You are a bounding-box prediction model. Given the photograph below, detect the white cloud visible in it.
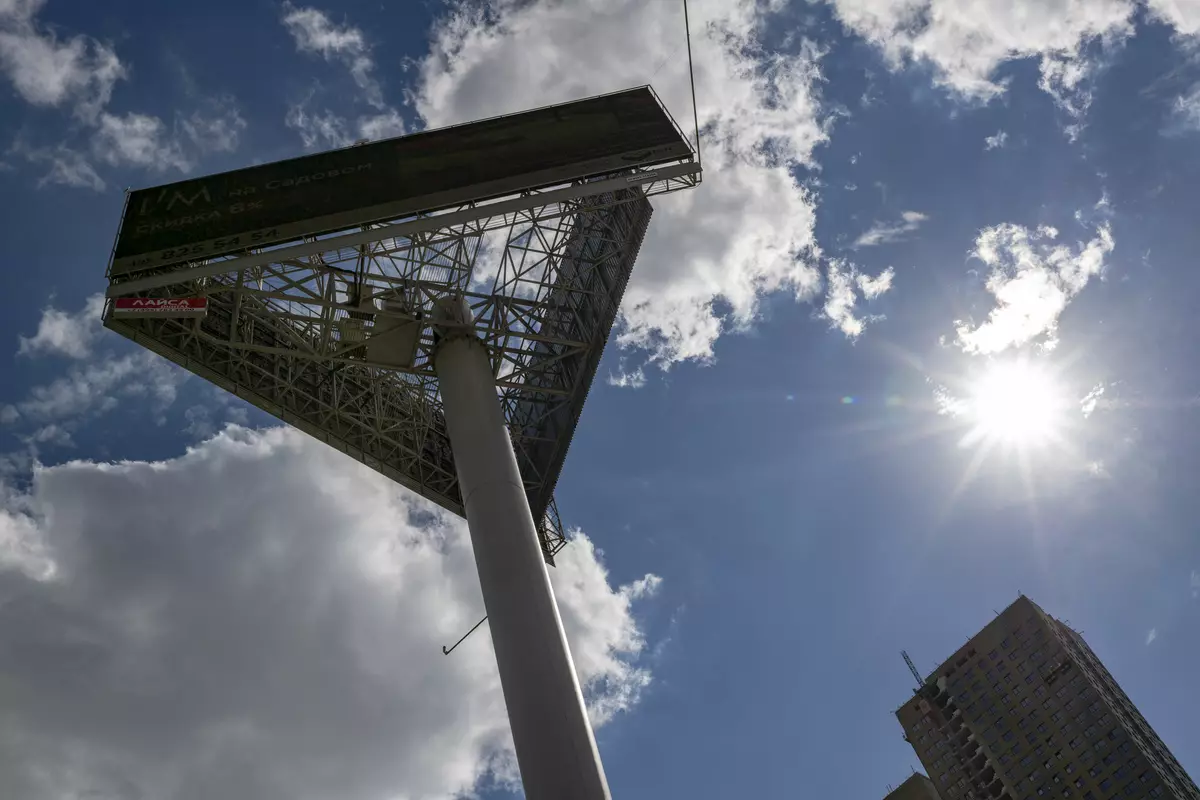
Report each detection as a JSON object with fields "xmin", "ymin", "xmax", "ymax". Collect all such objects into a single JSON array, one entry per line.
[
  {"xmin": 1168, "ymin": 83, "xmax": 1200, "ymax": 134},
  {"xmin": 285, "ymin": 100, "xmax": 353, "ymax": 149},
  {"xmin": 285, "ymin": 100, "xmax": 407, "ymax": 149},
  {"xmin": 606, "ymin": 362, "xmax": 646, "ymax": 389},
  {"xmin": 1190, "ymin": 568, "xmax": 1199, "ymax": 599},
  {"xmin": 91, "ymin": 111, "xmax": 190, "ymax": 172},
  {"xmin": 5, "ymin": 289, "xmax": 184, "ymax": 424},
  {"xmin": 954, "ymin": 221, "xmax": 1114, "ymax": 355},
  {"xmin": 1145, "ymin": 0, "xmax": 1200, "ymax": 37},
  {"xmin": 357, "ymin": 108, "xmax": 405, "ymax": 141},
  {"xmin": 0, "ymin": 427, "xmax": 659, "ymax": 799},
  {"xmin": 821, "ymin": 260, "xmax": 894, "ymax": 339},
  {"xmin": 411, "ymin": 0, "xmax": 829, "ymax": 369},
  {"xmin": 1146, "ymin": 628, "xmax": 1157, "ymax": 645},
  {"xmin": 2, "ymin": 351, "xmax": 185, "ymax": 426},
  {"xmin": 932, "ymin": 383, "xmax": 968, "ymax": 417},
  {"xmin": 179, "ymin": 98, "xmax": 247, "ymax": 153},
  {"xmin": 853, "ymin": 210, "xmax": 928, "ymax": 248},
  {"xmin": 17, "ymin": 293, "xmax": 105, "ymax": 359},
  {"xmin": 282, "ymin": 3, "xmax": 384, "ymax": 109},
  {"xmin": 826, "ymin": 0, "xmax": 1132, "ymax": 121},
  {"xmin": 22, "ymin": 423, "xmax": 72, "ymax": 448},
  {"xmin": 1080, "ymin": 383, "xmax": 1105, "ymax": 418},
  {"xmin": 984, "ymin": 130, "xmax": 1008, "ymax": 150},
  {"xmin": 0, "ymin": 0, "xmax": 126, "ymax": 120},
  {"xmin": 10, "ymin": 141, "xmax": 105, "ymax": 190}
]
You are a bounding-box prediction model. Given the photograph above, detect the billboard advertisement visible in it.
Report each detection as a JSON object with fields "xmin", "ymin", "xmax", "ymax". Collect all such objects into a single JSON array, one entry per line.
[
  {"xmin": 111, "ymin": 87, "xmax": 691, "ymax": 275},
  {"xmin": 112, "ymin": 297, "xmax": 209, "ymax": 317}
]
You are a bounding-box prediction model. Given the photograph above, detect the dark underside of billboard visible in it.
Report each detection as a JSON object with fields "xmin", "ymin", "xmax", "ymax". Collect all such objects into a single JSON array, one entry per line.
[
  {"xmin": 104, "ymin": 190, "xmax": 654, "ymax": 561},
  {"xmin": 110, "ymin": 86, "xmax": 689, "ymax": 275}
]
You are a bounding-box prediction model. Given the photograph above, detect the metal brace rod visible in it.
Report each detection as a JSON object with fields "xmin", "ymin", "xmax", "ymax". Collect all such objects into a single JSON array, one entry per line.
[{"xmin": 442, "ymin": 615, "xmax": 488, "ymax": 655}]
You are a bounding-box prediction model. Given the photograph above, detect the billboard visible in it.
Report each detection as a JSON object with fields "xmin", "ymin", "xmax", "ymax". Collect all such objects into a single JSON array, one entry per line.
[
  {"xmin": 112, "ymin": 297, "xmax": 208, "ymax": 318},
  {"xmin": 111, "ymin": 87, "xmax": 691, "ymax": 275}
]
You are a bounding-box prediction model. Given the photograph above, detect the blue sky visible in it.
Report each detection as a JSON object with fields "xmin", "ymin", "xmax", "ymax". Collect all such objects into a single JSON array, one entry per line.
[{"xmin": 2, "ymin": 0, "xmax": 1200, "ymax": 798}]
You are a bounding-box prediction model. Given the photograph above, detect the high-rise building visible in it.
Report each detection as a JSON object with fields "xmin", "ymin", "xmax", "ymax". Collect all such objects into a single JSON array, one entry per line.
[
  {"xmin": 886, "ymin": 772, "xmax": 944, "ymax": 799},
  {"xmin": 895, "ymin": 596, "xmax": 1200, "ymax": 800}
]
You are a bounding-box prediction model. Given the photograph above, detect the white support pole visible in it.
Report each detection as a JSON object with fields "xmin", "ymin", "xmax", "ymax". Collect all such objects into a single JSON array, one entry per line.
[{"xmin": 432, "ymin": 297, "xmax": 611, "ymax": 800}]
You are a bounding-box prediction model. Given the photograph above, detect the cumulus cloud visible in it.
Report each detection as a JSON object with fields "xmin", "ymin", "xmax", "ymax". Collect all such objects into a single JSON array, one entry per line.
[
  {"xmin": 9, "ymin": 141, "xmax": 105, "ymax": 190},
  {"xmin": 411, "ymin": 0, "xmax": 829, "ymax": 369},
  {"xmin": 2, "ymin": 351, "xmax": 186, "ymax": 426},
  {"xmin": 985, "ymin": 130, "xmax": 1009, "ymax": 150},
  {"xmin": 607, "ymin": 362, "xmax": 647, "ymax": 390},
  {"xmin": 285, "ymin": 98, "xmax": 406, "ymax": 149},
  {"xmin": 821, "ymin": 260, "xmax": 894, "ymax": 339},
  {"xmin": 853, "ymin": 210, "xmax": 928, "ymax": 249},
  {"xmin": 281, "ymin": 6, "xmax": 408, "ymax": 147},
  {"xmin": 91, "ymin": 111, "xmax": 191, "ymax": 171},
  {"xmin": 285, "ymin": 100, "xmax": 353, "ymax": 149},
  {"xmin": 1168, "ymin": 83, "xmax": 1200, "ymax": 134},
  {"xmin": 1145, "ymin": 0, "xmax": 1200, "ymax": 37},
  {"xmin": 826, "ymin": 0, "xmax": 1132, "ymax": 122},
  {"xmin": 1080, "ymin": 383, "xmax": 1105, "ymax": 418},
  {"xmin": 954, "ymin": 221, "xmax": 1114, "ymax": 355},
  {"xmin": 5, "ymin": 293, "xmax": 187, "ymax": 428},
  {"xmin": 179, "ymin": 97, "xmax": 247, "ymax": 153},
  {"xmin": 2, "ymin": 1, "xmax": 247, "ymax": 186},
  {"xmin": 0, "ymin": 427, "xmax": 660, "ymax": 800},
  {"xmin": 0, "ymin": 0, "xmax": 126, "ymax": 120},
  {"xmin": 282, "ymin": 2, "xmax": 384, "ymax": 109},
  {"xmin": 17, "ymin": 293, "xmax": 105, "ymax": 359}
]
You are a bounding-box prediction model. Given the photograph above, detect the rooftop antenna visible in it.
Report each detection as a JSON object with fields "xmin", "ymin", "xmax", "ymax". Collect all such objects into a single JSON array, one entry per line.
[{"xmin": 903, "ymin": 650, "xmax": 923, "ymax": 689}]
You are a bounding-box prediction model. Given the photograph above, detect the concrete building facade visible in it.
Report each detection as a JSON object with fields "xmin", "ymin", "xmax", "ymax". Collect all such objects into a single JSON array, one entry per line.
[
  {"xmin": 886, "ymin": 772, "xmax": 944, "ymax": 800},
  {"xmin": 895, "ymin": 596, "xmax": 1199, "ymax": 800}
]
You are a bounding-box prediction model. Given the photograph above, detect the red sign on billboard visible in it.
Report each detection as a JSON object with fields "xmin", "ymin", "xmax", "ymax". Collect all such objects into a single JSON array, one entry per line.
[{"xmin": 112, "ymin": 297, "xmax": 208, "ymax": 318}]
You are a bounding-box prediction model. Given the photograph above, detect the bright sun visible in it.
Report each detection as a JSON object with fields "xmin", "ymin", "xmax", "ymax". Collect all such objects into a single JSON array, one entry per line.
[{"xmin": 967, "ymin": 359, "xmax": 1068, "ymax": 447}]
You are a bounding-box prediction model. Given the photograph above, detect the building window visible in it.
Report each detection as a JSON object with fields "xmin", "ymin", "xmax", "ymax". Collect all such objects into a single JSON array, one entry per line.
[
  {"xmin": 1139, "ymin": 771, "xmax": 1151, "ymax": 784},
  {"xmin": 1122, "ymin": 783, "xmax": 1137, "ymax": 797},
  {"xmin": 1027, "ymin": 675, "xmax": 1036, "ymax": 685},
  {"xmin": 1108, "ymin": 727, "xmax": 1123, "ymax": 741},
  {"xmin": 1100, "ymin": 778, "xmax": 1112, "ymax": 791},
  {"xmin": 1004, "ymin": 732, "xmax": 1016, "ymax": 742},
  {"xmin": 1052, "ymin": 712, "xmax": 1065, "ymax": 724},
  {"xmin": 1023, "ymin": 698, "xmax": 1034, "ymax": 708},
  {"xmin": 1036, "ymin": 685, "xmax": 1048, "ymax": 697},
  {"xmin": 1069, "ymin": 738, "xmax": 1082, "ymax": 750}
]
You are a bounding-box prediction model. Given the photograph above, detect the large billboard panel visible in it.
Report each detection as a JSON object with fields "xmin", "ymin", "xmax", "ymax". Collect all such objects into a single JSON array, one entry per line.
[{"xmin": 111, "ymin": 87, "xmax": 691, "ymax": 275}]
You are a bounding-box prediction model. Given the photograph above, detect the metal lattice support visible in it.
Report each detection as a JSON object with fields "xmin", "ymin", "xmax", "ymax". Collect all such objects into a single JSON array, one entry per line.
[{"xmin": 104, "ymin": 185, "xmax": 656, "ymax": 565}]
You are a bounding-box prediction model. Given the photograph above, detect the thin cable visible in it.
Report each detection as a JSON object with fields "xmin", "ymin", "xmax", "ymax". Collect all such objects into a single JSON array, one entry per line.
[{"xmin": 683, "ymin": 0, "xmax": 701, "ymax": 164}]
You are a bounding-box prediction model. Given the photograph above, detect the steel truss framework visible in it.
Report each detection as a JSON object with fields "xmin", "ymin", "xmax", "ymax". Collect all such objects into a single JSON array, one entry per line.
[{"xmin": 104, "ymin": 166, "xmax": 697, "ymax": 564}]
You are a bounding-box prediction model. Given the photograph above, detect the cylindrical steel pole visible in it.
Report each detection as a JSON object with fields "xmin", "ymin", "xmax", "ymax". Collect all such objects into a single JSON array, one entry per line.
[{"xmin": 432, "ymin": 297, "xmax": 611, "ymax": 800}]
